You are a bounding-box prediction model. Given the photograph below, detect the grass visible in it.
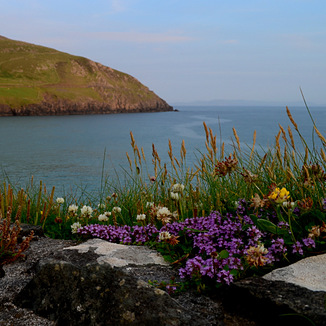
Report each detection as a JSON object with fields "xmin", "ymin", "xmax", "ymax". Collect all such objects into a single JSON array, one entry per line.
[
  {"xmin": 0, "ymin": 87, "xmax": 42, "ymax": 106},
  {"xmin": 1, "ymin": 102, "xmax": 326, "ymax": 292},
  {"xmin": 0, "ymin": 36, "xmax": 164, "ymax": 109}
]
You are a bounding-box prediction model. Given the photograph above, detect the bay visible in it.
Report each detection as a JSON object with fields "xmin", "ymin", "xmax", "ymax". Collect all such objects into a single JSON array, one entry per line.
[{"xmin": 0, "ymin": 105, "xmax": 325, "ymax": 194}]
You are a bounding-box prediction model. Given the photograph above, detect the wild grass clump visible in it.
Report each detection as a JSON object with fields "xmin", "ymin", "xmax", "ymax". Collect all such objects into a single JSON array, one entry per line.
[{"xmin": 1, "ymin": 101, "xmax": 326, "ymax": 291}]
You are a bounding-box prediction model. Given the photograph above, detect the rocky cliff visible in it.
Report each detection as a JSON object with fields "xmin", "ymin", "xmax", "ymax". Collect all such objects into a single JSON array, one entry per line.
[{"xmin": 0, "ymin": 36, "xmax": 173, "ymax": 116}]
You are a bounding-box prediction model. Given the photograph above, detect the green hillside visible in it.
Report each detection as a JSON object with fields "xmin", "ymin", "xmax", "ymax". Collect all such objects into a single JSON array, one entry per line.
[{"xmin": 0, "ymin": 35, "xmax": 172, "ymax": 115}]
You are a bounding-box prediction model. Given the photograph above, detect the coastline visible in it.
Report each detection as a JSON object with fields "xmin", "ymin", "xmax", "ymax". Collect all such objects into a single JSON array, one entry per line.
[{"xmin": 0, "ymin": 102, "xmax": 174, "ymax": 117}]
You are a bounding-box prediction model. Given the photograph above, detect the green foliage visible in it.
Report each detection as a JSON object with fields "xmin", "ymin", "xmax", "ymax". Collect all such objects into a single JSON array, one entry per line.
[{"xmin": 256, "ymin": 219, "xmax": 280, "ymax": 234}]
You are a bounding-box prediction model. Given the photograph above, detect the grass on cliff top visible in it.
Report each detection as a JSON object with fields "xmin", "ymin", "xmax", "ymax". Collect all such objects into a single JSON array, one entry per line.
[
  {"xmin": 0, "ymin": 87, "xmax": 41, "ymax": 106},
  {"xmin": 0, "ymin": 36, "xmax": 159, "ymax": 107}
]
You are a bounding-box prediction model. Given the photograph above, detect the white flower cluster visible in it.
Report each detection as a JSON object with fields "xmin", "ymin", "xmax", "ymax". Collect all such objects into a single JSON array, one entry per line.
[
  {"xmin": 171, "ymin": 183, "xmax": 184, "ymax": 193},
  {"xmin": 81, "ymin": 205, "xmax": 93, "ymax": 218},
  {"xmin": 56, "ymin": 197, "xmax": 64, "ymax": 204},
  {"xmin": 159, "ymin": 231, "xmax": 171, "ymax": 241},
  {"xmin": 136, "ymin": 214, "xmax": 146, "ymax": 221},
  {"xmin": 98, "ymin": 211, "xmax": 111, "ymax": 222},
  {"xmin": 71, "ymin": 222, "xmax": 82, "ymax": 234},
  {"xmin": 98, "ymin": 203, "xmax": 106, "ymax": 209},
  {"xmin": 156, "ymin": 206, "xmax": 173, "ymax": 224},
  {"xmin": 98, "ymin": 214, "xmax": 108, "ymax": 222},
  {"xmin": 68, "ymin": 204, "xmax": 78, "ymax": 214},
  {"xmin": 170, "ymin": 192, "xmax": 179, "ymax": 201},
  {"xmin": 156, "ymin": 206, "xmax": 171, "ymax": 219},
  {"xmin": 170, "ymin": 183, "xmax": 185, "ymax": 201},
  {"xmin": 112, "ymin": 206, "xmax": 121, "ymax": 213}
]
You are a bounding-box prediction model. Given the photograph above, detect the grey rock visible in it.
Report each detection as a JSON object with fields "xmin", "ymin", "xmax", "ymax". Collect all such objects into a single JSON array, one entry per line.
[
  {"xmin": 64, "ymin": 238, "xmax": 169, "ymax": 267},
  {"xmin": 223, "ymin": 276, "xmax": 326, "ymax": 326},
  {"xmin": 263, "ymin": 253, "xmax": 326, "ymax": 292},
  {"xmin": 18, "ymin": 223, "xmax": 44, "ymax": 241},
  {"xmin": 0, "ymin": 236, "xmax": 74, "ymax": 326},
  {"xmin": 14, "ymin": 240, "xmax": 209, "ymax": 326}
]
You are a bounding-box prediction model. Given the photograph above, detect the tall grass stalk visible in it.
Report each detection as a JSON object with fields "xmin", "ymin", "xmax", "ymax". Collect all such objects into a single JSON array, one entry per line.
[{"xmin": 1, "ymin": 104, "xmax": 326, "ymax": 242}]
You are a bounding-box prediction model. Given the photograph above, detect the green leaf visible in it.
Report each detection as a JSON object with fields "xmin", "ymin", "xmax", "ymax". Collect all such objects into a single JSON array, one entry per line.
[
  {"xmin": 256, "ymin": 219, "xmax": 279, "ymax": 234},
  {"xmin": 230, "ymin": 269, "xmax": 239, "ymax": 277},
  {"xmin": 219, "ymin": 249, "xmax": 229, "ymax": 259},
  {"xmin": 249, "ymin": 214, "xmax": 258, "ymax": 225}
]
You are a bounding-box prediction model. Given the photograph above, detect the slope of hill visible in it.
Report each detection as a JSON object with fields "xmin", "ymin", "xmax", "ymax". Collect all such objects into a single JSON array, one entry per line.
[{"xmin": 0, "ymin": 36, "xmax": 173, "ymax": 116}]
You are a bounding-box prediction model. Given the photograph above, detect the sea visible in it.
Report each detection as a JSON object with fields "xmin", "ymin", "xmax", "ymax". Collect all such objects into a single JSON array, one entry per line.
[{"xmin": 1, "ymin": 105, "xmax": 325, "ymax": 195}]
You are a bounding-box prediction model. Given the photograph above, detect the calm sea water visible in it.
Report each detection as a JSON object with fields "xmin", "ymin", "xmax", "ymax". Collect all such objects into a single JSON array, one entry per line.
[{"xmin": 1, "ymin": 105, "xmax": 325, "ymax": 194}]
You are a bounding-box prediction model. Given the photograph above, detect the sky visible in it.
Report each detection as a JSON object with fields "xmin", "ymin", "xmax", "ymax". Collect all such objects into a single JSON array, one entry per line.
[{"xmin": 0, "ymin": 0, "xmax": 326, "ymax": 106}]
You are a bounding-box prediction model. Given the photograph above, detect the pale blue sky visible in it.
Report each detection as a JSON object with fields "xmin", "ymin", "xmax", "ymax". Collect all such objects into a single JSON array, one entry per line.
[{"xmin": 0, "ymin": 0, "xmax": 325, "ymax": 105}]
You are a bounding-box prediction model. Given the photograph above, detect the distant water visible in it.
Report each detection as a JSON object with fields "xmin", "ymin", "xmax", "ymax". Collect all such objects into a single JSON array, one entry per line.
[{"xmin": 1, "ymin": 105, "xmax": 325, "ymax": 194}]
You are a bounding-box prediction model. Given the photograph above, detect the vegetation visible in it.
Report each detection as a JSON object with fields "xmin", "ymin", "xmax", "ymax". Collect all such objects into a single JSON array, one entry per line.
[
  {"xmin": 0, "ymin": 204, "xmax": 34, "ymax": 269},
  {"xmin": 1, "ymin": 102, "xmax": 326, "ymax": 293},
  {"xmin": 0, "ymin": 35, "xmax": 165, "ymax": 109}
]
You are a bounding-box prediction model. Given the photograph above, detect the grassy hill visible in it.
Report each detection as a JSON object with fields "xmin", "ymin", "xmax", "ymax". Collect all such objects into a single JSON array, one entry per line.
[{"xmin": 0, "ymin": 35, "xmax": 172, "ymax": 115}]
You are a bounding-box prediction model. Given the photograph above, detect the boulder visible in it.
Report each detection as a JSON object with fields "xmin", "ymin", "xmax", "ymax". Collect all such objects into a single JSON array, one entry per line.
[
  {"xmin": 222, "ymin": 254, "xmax": 326, "ymax": 326},
  {"xmin": 263, "ymin": 253, "xmax": 326, "ymax": 292},
  {"xmin": 14, "ymin": 239, "xmax": 209, "ymax": 326}
]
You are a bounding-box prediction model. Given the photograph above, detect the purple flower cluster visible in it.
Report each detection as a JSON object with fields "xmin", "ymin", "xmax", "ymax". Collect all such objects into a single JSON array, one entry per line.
[
  {"xmin": 77, "ymin": 208, "xmax": 316, "ymax": 286},
  {"xmin": 267, "ymin": 238, "xmax": 287, "ymax": 262},
  {"xmin": 292, "ymin": 238, "xmax": 315, "ymax": 254},
  {"xmin": 78, "ymin": 223, "xmax": 158, "ymax": 244}
]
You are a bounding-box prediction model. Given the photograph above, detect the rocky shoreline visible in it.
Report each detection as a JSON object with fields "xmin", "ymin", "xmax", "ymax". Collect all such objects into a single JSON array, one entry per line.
[{"xmin": 0, "ymin": 100, "xmax": 174, "ymax": 117}]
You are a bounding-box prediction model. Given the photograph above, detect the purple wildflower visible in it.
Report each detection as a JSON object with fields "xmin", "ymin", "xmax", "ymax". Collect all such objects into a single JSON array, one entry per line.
[
  {"xmin": 246, "ymin": 225, "xmax": 263, "ymax": 242},
  {"xmin": 166, "ymin": 285, "xmax": 177, "ymax": 294},
  {"xmin": 292, "ymin": 241, "xmax": 304, "ymax": 255},
  {"xmin": 302, "ymin": 237, "xmax": 316, "ymax": 248},
  {"xmin": 267, "ymin": 238, "xmax": 287, "ymax": 262}
]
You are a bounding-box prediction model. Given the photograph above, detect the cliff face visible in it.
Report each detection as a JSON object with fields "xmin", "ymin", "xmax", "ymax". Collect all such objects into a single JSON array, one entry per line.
[{"xmin": 0, "ymin": 36, "xmax": 173, "ymax": 116}]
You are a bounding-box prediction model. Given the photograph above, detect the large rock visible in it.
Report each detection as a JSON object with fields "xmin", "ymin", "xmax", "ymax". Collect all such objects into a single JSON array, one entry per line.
[
  {"xmin": 263, "ymin": 253, "xmax": 326, "ymax": 292},
  {"xmin": 222, "ymin": 254, "xmax": 326, "ymax": 326},
  {"xmin": 14, "ymin": 239, "xmax": 209, "ymax": 326}
]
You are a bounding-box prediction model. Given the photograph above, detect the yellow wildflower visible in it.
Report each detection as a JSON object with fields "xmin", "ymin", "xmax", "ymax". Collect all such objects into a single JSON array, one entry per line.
[{"xmin": 268, "ymin": 187, "xmax": 290, "ymax": 204}]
